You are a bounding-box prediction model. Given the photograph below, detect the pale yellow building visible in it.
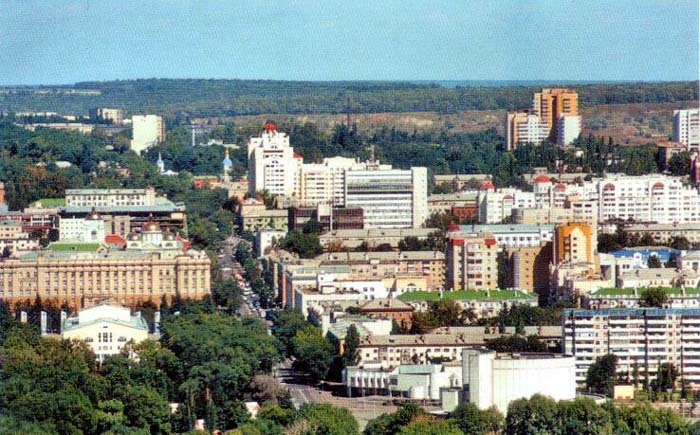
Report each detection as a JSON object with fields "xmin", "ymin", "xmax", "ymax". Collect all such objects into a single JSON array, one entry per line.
[
  {"xmin": 0, "ymin": 224, "xmax": 210, "ymax": 309},
  {"xmin": 445, "ymin": 230, "xmax": 499, "ymax": 290}
]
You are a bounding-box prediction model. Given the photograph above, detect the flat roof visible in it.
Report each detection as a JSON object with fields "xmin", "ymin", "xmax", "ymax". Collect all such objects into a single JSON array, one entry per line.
[
  {"xmin": 459, "ymin": 224, "xmax": 554, "ymax": 234},
  {"xmin": 566, "ymin": 308, "xmax": 700, "ymax": 316},
  {"xmin": 398, "ymin": 290, "xmax": 533, "ymax": 301}
]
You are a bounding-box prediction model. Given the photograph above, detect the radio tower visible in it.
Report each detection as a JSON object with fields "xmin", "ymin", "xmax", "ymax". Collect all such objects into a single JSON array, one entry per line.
[{"xmin": 191, "ymin": 125, "xmax": 196, "ymax": 147}]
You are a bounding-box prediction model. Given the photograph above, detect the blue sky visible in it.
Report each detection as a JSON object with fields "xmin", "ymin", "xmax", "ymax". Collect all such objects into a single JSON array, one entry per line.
[{"xmin": 0, "ymin": 0, "xmax": 698, "ymax": 85}]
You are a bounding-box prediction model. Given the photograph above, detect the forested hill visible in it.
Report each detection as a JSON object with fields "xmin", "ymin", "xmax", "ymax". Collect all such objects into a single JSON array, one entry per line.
[{"xmin": 0, "ymin": 79, "xmax": 697, "ymax": 117}]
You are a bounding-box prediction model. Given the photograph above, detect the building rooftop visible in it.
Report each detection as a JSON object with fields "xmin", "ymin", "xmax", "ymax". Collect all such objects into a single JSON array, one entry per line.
[
  {"xmin": 619, "ymin": 268, "xmax": 683, "ymax": 280},
  {"xmin": 315, "ymin": 251, "xmax": 444, "ymax": 262},
  {"xmin": 321, "ymin": 228, "xmax": 439, "ymax": 238},
  {"xmin": 63, "ymin": 302, "xmax": 149, "ymax": 333},
  {"xmin": 591, "ymin": 287, "xmax": 700, "ymax": 297},
  {"xmin": 358, "ymin": 298, "xmax": 415, "ymax": 312},
  {"xmin": 566, "ymin": 308, "xmax": 700, "ymax": 316},
  {"xmin": 398, "ymin": 290, "xmax": 533, "ymax": 302},
  {"xmin": 458, "ymin": 224, "xmax": 554, "ymax": 234},
  {"xmin": 358, "ymin": 326, "xmax": 560, "ymax": 348},
  {"xmin": 48, "ymin": 242, "xmax": 102, "ymax": 252},
  {"xmin": 63, "ymin": 204, "xmax": 183, "ymax": 213}
]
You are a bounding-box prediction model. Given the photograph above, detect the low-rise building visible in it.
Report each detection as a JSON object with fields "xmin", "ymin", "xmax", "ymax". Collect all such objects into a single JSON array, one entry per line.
[
  {"xmin": 240, "ymin": 199, "xmax": 288, "ymax": 233},
  {"xmin": 355, "ymin": 325, "xmax": 562, "ymax": 369},
  {"xmin": 462, "ymin": 348, "xmax": 576, "ymax": 413},
  {"xmin": 0, "ymin": 220, "xmax": 41, "ymax": 256},
  {"xmin": 625, "ymin": 223, "xmax": 700, "ymax": 245},
  {"xmin": 617, "ymin": 268, "xmax": 700, "ymax": 289},
  {"xmin": 355, "ymin": 298, "xmax": 415, "ymax": 328},
  {"xmin": 583, "ymin": 287, "xmax": 700, "ymax": 310},
  {"xmin": 62, "ymin": 303, "xmax": 149, "ymax": 362},
  {"xmin": 398, "ymin": 290, "xmax": 537, "ymax": 320}
]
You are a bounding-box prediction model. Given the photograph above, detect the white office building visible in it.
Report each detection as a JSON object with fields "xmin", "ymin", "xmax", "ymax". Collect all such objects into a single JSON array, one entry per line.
[
  {"xmin": 673, "ymin": 108, "xmax": 700, "ymax": 152},
  {"xmin": 131, "ymin": 115, "xmax": 164, "ymax": 153},
  {"xmin": 300, "ymin": 156, "xmax": 357, "ymax": 206},
  {"xmin": 345, "ymin": 164, "xmax": 428, "ymax": 229},
  {"xmin": 477, "ymin": 184, "xmax": 536, "ymax": 224}
]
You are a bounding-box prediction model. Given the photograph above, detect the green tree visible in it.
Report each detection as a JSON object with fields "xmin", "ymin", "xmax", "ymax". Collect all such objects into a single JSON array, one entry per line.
[
  {"xmin": 641, "ymin": 287, "xmax": 669, "ymax": 308},
  {"xmin": 296, "ymin": 403, "xmax": 359, "ymax": 435},
  {"xmin": 280, "ymin": 230, "xmax": 322, "ymax": 259},
  {"xmin": 586, "ymin": 354, "xmax": 618, "ymax": 396},
  {"xmin": 505, "ymin": 394, "xmax": 561, "ymax": 435},
  {"xmin": 291, "ymin": 326, "xmax": 335, "ymax": 381},
  {"xmin": 449, "ymin": 402, "xmax": 503, "ymax": 435},
  {"xmin": 398, "ymin": 417, "xmax": 462, "ymax": 435},
  {"xmin": 364, "ymin": 402, "xmax": 425, "ymax": 435},
  {"xmin": 670, "ymin": 236, "xmax": 691, "ymax": 250},
  {"xmin": 668, "ymin": 151, "xmax": 691, "ymax": 176},
  {"xmin": 557, "ymin": 397, "xmax": 612, "ymax": 435},
  {"xmin": 343, "ymin": 325, "xmax": 360, "ymax": 367},
  {"xmin": 647, "ymin": 255, "xmax": 662, "ymax": 268},
  {"xmin": 271, "ymin": 310, "xmax": 309, "ymax": 356}
]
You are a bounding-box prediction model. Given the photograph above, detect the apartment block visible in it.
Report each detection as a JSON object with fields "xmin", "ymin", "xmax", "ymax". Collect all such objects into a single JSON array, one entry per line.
[
  {"xmin": 563, "ymin": 308, "xmax": 700, "ymax": 388},
  {"xmin": 532, "ymin": 88, "xmax": 579, "ymax": 143},
  {"xmin": 673, "ymin": 108, "xmax": 700, "ymax": 152},
  {"xmin": 131, "ymin": 115, "xmax": 164, "ymax": 153},
  {"xmin": 505, "ymin": 111, "xmax": 548, "ymax": 151},
  {"xmin": 445, "ymin": 229, "xmax": 499, "ymax": 290}
]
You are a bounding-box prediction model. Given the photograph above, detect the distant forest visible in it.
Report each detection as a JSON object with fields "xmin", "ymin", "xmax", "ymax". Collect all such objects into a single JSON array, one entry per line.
[{"xmin": 0, "ymin": 79, "xmax": 697, "ymax": 117}]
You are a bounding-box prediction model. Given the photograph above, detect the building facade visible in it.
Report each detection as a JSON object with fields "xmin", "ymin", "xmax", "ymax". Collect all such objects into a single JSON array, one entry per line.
[
  {"xmin": 131, "ymin": 115, "xmax": 165, "ymax": 153},
  {"xmin": 673, "ymin": 108, "xmax": 700, "ymax": 152}
]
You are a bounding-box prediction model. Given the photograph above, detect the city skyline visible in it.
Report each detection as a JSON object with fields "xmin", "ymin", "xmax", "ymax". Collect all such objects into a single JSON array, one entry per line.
[{"xmin": 0, "ymin": 0, "xmax": 698, "ymax": 85}]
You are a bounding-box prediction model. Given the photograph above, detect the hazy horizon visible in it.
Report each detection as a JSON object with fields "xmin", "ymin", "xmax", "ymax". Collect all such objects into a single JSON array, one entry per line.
[{"xmin": 1, "ymin": 0, "xmax": 698, "ymax": 86}]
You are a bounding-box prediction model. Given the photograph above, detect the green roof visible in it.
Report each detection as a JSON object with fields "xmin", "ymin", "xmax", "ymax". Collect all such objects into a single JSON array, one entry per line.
[
  {"xmin": 398, "ymin": 290, "xmax": 532, "ymax": 301},
  {"xmin": 48, "ymin": 242, "xmax": 101, "ymax": 252},
  {"xmin": 31, "ymin": 198, "xmax": 65, "ymax": 207}
]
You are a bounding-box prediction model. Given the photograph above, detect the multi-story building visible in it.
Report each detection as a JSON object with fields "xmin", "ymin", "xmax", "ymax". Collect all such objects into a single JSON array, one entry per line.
[
  {"xmin": 505, "ymin": 111, "xmax": 548, "ymax": 151},
  {"xmin": 239, "ymin": 199, "xmax": 288, "ymax": 233},
  {"xmin": 130, "ymin": 115, "xmax": 165, "ymax": 153},
  {"xmin": 0, "ymin": 220, "xmax": 40, "ymax": 256},
  {"xmin": 554, "ymin": 223, "xmax": 594, "ymax": 265},
  {"xmin": 625, "ymin": 223, "xmax": 700, "ymax": 245},
  {"xmin": 433, "ymin": 174, "xmax": 490, "ymax": 191},
  {"xmin": 399, "ymin": 289, "xmax": 537, "ymax": 319},
  {"xmin": 288, "ymin": 205, "xmax": 364, "ymax": 232},
  {"xmin": 58, "ymin": 209, "xmax": 106, "ymax": 242},
  {"xmin": 477, "ymin": 183, "xmax": 536, "ymax": 224},
  {"xmin": 673, "ymin": 108, "xmax": 700, "ymax": 152},
  {"xmin": 313, "ymin": 250, "xmax": 445, "ymax": 291},
  {"xmin": 458, "ymin": 224, "xmax": 555, "ymax": 249},
  {"xmin": 62, "ymin": 303, "xmax": 149, "ymax": 362},
  {"xmin": 319, "ymin": 228, "xmax": 437, "ymax": 250},
  {"xmin": 508, "ymin": 243, "xmax": 553, "ymax": 294},
  {"xmin": 65, "ymin": 188, "xmax": 158, "ymax": 207},
  {"xmin": 532, "ymin": 88, "xmax": 579, "ymax": 143},
  {"xmin": 299, "ymin": 156, "xmax": 357, "ymax": 206},
  {"xmin": 355, "ymin": 325, "xmax": 562, "ymax": 369},
  {"xmin": 583, "ymin": 287, "xmax": 700, "ymax": 310},
  {"xmin": 89, "ymin": 108, "xmax": 126, "ymax": 125},
  {"xmin": 556, "ymin": 115, "xmax": 582, "ymax": 146},
  {"xmin": 344, "ymin": 164, "xmax": 428, "ymax": 229},
  {"xmin": 445, "ymin": 229, "xmax": 499, "ymax": 290},
  {"xmin": 563, "ymin": 308, "xmax": 700, "ymax": 388},
  {"xmin": 60, "ymin": 188, "xmax": 186, "ymax": 237},
  {"xmin": 247, "ymin": 122, "xmax": 302, "ymax": 197},
  {"xmin": 0, "ymin": 224, "xmax": 210, "ymax": 309}
]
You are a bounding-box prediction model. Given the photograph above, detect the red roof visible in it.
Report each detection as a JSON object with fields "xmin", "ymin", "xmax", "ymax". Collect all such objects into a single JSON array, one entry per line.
[
  {"xmin": 293, "ymin": 152, "xmax": 303, "ymax": 159},
  {"xmin": 652, "ymin": 182, "xmax": 664, "ymax": 189},
  {"xmin": 481, "ymin": 181, "xmax": 494, "ymax": 190},
  {"xmin": 603, "ymin": 183, "xmax": 615, "ymax": 191},
  {"xmin": 484, "ymin": 238, "xmax": 497, "ymax": 246},
  {"xmin": 554, "ymin": 183, "xmax": 566, "ymax": 190},
  {"xmin": 450, "ymin": 238, "xmax": 465, "ymax": 246},
  {"xmin": 446, "ymin": 223, "xmax": 460, "ymax": 232},
  {"xmin": 263, "ymin": 122, "xmax": 277, "ymax": 131},
  {"xmin": 105, "ymin": 234, "xmax": 125, "ymax": 245},
  {"xmin": 502, "ymin": 194, "xmax": 514, "ymax": 200},
  {"xmin": 533, "ymin": 174, "xmax": 551, "ymax": 183}
]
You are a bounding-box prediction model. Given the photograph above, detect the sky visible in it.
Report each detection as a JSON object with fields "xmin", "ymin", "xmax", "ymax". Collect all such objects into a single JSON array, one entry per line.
[{"xmin": 0, "ymin": 0, "xmax": 698, "ymax": 85}]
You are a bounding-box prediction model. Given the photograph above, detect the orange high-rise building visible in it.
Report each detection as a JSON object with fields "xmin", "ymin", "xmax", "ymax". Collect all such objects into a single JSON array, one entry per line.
[
  {"xmin": 532, "ymin": 88, "xmax": 579, "ymax": 142},
  {"xmin": 554, "ymin": 222, "xmax": 592, "ymax": 265}
]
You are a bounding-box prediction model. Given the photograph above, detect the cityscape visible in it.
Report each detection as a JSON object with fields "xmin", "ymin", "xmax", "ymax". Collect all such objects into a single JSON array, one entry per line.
[{"xmin": 0, "ymin": 1, "xmax": 699, "ymax": 434}]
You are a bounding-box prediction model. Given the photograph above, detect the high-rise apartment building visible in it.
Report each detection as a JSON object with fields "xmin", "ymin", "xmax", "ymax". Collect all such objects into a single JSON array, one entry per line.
[
  {"xmin": 131, "ymin": 115, "xmax": 165, "ymax": 153},
  {"xmin": 505, "ymin": 111, "xmax": 549, "ymax": 151},
  {"xmin": 556, "ymin": 115, "xmax": 582, "ymax": 146},
  {"xmin": 445, "ymin": 227, "xmax": 499, "ymax": 290},
  {"xmin": 247, "ymin": 122, "xmax": 302, "ymax": 198},
  {"xmin": 532, "ymin": 88, "xmax": 579, "ymax": 143},
  {"xmin": 673, "ymin": 108, "xmax": 700, "ymax": 153},
  {"xmin": 89, "ymin": 108, "xmax": 126, "ymax": 125},
  {"xmin": 563, "ymin": 308, "xmax": 700, "ymax": 388}
]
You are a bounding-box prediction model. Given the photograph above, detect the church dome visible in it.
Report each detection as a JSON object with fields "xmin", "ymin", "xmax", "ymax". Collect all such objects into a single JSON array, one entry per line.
[
  {"xmin": 143, "ymin": 221, "xmax": 161, "ymax": 232},
  {"xmin": 127, "ymin": 232, "xmax": 140, "ymax": 241},
  {"xmin": 86, "ymin": 207, "xmax": 100, "ymax": 220},
  {"xmin": 163, "ymin": 229, "xmax": 175, "ymax": 241}
]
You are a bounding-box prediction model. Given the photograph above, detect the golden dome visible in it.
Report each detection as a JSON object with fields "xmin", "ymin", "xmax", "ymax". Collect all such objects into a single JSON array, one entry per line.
[{"xmin": 143, "ymin": 221, "xmax": 161, "ymax": 232}]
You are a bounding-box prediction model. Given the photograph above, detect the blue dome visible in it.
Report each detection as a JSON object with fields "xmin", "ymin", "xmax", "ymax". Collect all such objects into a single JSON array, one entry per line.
[{"xmin": 222, "ymin": 157, "xmax": 233, "ymax": 167}]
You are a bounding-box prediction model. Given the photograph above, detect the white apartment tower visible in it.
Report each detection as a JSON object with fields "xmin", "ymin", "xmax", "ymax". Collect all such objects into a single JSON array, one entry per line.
[
  {"xmin": 556, "ymin": 115, "xmax": 582, "ymax": 146},
  {"xmin": 247, "ymin": 122, "xmax": 302, "ymax": 198},
  {"xmin": 131, "ymin": 115, "xmax": 165, "ymax": 153},
  {"xmin": 673, "ymin": 108, "xmax": 700, "ymax": 153}
]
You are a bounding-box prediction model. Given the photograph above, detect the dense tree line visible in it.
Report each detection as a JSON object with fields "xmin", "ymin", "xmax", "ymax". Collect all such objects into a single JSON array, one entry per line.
[
  {"xmin": 1, "ymin": 79, "xmax": 696, "ymax": 117},
  {"xmin": 364, "ymin": 396, "xmax": 694, "ymax": 435}
]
